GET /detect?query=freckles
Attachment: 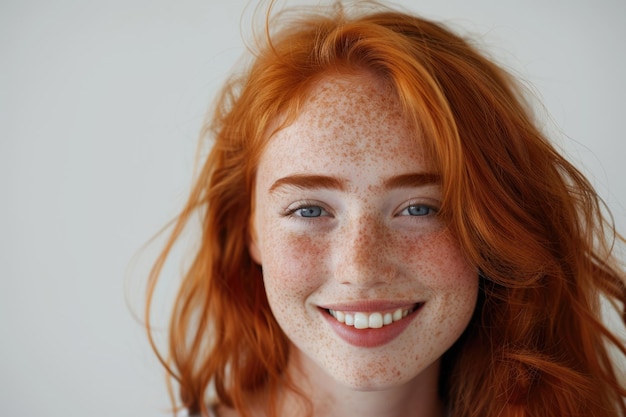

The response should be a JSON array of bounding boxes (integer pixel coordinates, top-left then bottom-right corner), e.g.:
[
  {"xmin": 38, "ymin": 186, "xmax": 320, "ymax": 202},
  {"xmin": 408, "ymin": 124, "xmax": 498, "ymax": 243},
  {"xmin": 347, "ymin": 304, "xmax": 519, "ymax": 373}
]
[
  {"xmin": 263, "ymin": 231, "xmax": 330, "ymax": 349},
  {"xmin": 255, "ymin": 72, "xmax": 478, "ymax": 391},
  {"xmin": 303, "ymin": 77, "xmax": 417, "ymax": 170},
  {"xmin": 406, "ymin": 231, "xmax": 474, "ymax": 285},
  {"xmin": 271, "ymin": 232, "xmax": 327, "ymax": 291}
]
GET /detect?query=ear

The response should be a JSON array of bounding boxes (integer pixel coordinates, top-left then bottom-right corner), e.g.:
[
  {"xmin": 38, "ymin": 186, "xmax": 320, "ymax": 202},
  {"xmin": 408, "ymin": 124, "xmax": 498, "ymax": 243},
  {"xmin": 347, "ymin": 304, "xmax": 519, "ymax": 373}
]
[
  {"xmin": 248, "ymin": 237, "xmax": 262, "ymax": 265},
  {"xmin": 248, "ymin": 223, "xmax": 262, "ymax": 265}
]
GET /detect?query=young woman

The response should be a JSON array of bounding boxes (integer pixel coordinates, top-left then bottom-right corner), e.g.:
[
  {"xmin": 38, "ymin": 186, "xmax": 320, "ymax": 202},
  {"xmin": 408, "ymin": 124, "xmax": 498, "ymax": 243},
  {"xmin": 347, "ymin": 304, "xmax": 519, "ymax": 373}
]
[{"xmin": 146, "ymin": 2, "xmax": 626, "ymax": 416}]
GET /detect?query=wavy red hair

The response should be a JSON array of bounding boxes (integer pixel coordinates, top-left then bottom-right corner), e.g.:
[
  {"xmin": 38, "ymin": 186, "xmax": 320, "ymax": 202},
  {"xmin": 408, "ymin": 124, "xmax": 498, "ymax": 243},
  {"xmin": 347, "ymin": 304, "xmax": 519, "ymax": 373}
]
[{"xmin": 146, "ymin": 2, "xmax": 626, "ymax": 416}]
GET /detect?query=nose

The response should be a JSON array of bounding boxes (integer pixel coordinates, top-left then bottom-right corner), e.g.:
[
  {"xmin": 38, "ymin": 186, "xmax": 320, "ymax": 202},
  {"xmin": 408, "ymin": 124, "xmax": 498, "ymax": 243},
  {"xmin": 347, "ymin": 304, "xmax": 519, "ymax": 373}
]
[{"xmin": 332, "ymin": 215, "xmax": 396, "ymax": 287}]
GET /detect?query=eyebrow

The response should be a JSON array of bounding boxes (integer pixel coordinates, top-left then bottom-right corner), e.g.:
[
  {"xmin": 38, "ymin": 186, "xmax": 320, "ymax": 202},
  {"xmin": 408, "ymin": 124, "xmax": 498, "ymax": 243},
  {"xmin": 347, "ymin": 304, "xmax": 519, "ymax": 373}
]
[
  {"xmin": 383, "ymin": 173, "xmax": 441, "ymax": 189},
  {"xmin": 269, "ymin": 173, "xmax": 441, "ymax": 194},
  {"xmin": 269, "ymin": 174, "xmax": 347, "ymax": 193}
]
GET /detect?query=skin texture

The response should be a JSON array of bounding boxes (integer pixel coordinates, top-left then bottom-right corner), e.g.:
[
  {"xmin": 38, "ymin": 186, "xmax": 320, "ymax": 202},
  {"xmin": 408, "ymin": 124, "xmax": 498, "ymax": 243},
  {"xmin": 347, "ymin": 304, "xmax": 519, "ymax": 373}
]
[{"xmin": 248, "ymin": 71, "xmax": 479, "ymax": 417}]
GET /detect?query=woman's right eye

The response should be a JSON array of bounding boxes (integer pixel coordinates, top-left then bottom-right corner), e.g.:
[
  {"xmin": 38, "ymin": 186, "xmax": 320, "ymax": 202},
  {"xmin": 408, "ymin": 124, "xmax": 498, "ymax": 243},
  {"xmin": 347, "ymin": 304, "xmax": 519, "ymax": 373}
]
[
  {"xmin": 282, "ymin": 199, "xmax": 332, "ymax": 220},
  {"xmin": 293, "ymin": 205, "xmax": 326, "ymax": 218}
]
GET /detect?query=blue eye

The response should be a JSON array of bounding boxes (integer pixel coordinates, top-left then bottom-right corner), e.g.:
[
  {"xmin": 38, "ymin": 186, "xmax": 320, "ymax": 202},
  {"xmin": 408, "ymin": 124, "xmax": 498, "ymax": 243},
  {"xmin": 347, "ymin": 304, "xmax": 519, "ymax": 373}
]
[
  {"xmin": 295, "ymin": 206, "xmax": 325, "ymax": 218},
  {"xmin": 403, "ymin": 204, "xmax": 435, "ymax": 216},
  {"xmin": 284, "ymin": 200, "xmax": 331, "ymax": 220}
]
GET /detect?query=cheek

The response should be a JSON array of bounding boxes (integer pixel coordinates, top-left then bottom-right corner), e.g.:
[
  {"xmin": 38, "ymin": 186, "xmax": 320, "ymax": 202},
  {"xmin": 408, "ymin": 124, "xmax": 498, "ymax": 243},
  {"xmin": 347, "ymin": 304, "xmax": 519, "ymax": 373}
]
[
  {"xmin": 416, "ymin": 231, "xmax": 478, "ymax": 328},
  {"xmin": 400, "ymin": 230, "xmax": 478, "ymax": 330},
  {"xmin": 403, "ymin": 229, "xmax": 475, "ymax": 284},
  {"xmin": 262, "ymin": 230, "xmax": 328, "ymax": 298},
  {"xmin": 260, "ymin": 230, "xmax": 332, "ymax": 348}
]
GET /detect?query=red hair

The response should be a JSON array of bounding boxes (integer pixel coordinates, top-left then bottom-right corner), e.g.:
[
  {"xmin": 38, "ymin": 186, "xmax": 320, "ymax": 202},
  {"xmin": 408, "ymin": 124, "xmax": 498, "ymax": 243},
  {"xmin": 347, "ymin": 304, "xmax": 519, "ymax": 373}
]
[{"xmin": 146, "ymin": 3, "xmax": 626, "ymax": 416}]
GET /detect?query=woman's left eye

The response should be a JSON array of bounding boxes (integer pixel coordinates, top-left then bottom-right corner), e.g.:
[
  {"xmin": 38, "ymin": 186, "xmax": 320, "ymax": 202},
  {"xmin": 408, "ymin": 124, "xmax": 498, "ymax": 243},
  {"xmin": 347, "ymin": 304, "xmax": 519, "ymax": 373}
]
[{"xmin": 400, "ymin": 204, "xmax": 437, "ymax": 217}]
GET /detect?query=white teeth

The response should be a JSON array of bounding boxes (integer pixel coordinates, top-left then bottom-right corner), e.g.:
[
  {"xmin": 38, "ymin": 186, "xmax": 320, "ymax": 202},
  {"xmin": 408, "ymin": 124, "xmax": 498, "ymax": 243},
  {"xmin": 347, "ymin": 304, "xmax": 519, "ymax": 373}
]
[
  {"xmin": 354, "ymin": 313, "xmax": 368, "ymax": 329},
  {"xmin": 369, "ymin": 312, "xmax": 383, "ymax": 329},
  {"xmin": 335, "ymin": 310, "xmax": 345, "ymax": 323},
  {"xmin": 328, "ymin": 307, "xmax": 414, "ymax": 329}
]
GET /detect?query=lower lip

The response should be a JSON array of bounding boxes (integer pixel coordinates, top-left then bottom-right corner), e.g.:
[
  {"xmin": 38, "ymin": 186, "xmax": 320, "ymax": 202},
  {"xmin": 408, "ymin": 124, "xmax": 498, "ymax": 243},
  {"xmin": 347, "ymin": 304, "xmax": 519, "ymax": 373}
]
[{"xmin": 320, "ymin": 305, "xmax": 422, "ymax": 348}]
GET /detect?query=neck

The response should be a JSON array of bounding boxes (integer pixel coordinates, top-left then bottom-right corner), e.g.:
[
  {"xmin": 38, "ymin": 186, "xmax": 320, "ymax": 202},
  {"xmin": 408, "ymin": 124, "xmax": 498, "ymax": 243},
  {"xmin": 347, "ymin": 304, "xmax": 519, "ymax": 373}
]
[{"xmin": 278, "ymin": 351, "xmax": 445, "ymax": 417}]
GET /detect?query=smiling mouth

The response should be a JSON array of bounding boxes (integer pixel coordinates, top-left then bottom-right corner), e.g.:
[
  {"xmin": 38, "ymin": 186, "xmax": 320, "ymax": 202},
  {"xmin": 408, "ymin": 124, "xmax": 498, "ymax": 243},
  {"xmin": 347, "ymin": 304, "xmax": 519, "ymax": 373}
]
[{"xmin": 326, "ymin": 303, "xmax": 422, "ymax": 330}]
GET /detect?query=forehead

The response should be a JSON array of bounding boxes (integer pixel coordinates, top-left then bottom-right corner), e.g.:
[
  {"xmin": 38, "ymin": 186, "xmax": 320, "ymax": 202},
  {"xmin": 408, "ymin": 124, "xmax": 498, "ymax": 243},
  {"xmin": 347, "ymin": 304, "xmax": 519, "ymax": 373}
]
[{"xmin": 259, "ymin": 72, "xmax": 431, "ymax": 175}]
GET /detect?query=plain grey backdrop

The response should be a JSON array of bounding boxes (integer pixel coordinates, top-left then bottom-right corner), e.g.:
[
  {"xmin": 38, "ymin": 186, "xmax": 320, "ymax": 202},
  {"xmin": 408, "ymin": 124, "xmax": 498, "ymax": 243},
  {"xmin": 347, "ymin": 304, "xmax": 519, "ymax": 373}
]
[{"xmin": 2, "ymin": 0, "xmax": 625, "ymax": 416}]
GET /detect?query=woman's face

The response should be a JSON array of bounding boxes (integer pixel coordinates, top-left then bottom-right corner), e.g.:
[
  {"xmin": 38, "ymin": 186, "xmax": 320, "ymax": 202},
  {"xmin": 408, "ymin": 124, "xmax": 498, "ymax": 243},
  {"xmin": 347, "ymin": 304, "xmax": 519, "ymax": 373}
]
[{"xmin": 250, "ymin": 72, "xmax": 478, "ymax": 390}]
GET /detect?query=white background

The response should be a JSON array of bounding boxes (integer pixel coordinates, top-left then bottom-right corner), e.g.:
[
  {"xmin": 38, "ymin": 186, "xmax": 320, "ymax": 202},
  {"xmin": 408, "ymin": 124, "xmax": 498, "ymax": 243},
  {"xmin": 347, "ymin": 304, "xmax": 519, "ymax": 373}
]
[{"xmin": 2, "ymin": 1, "xmax": 625, "ymax": 416}]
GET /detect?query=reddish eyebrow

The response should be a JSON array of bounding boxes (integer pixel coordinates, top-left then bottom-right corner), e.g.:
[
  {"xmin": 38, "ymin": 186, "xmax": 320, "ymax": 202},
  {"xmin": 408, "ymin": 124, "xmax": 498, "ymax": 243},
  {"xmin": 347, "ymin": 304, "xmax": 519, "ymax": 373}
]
[
  {"xmin": 269, "ymin": 173, "xmax": 440, "ymax": 193},
  {"xmin": 383, "ymin": 173, "xmax": 441, "ymax": 188},
  {"xmin": 269, "ymin": 174, "xmax": 347, "ymax": 193}
]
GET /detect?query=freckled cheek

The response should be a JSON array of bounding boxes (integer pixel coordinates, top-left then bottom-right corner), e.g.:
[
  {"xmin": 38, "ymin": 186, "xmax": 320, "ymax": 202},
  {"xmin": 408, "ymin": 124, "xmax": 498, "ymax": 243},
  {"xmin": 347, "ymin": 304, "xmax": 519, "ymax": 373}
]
[
  {"xmin": 262, "ymin": 231, "xmax": 329, "ymax": 295},
  {"xmin": 398, "ymin": 230, "xmax": 477, "ymax": 288}
]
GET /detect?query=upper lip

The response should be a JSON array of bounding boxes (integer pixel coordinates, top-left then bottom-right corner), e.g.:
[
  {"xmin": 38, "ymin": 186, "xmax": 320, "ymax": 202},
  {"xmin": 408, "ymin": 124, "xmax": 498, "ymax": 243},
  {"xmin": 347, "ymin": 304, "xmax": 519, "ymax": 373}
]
[{"xmin": 318, "ymin": 300, "xmax": 421, "ymax": 312}]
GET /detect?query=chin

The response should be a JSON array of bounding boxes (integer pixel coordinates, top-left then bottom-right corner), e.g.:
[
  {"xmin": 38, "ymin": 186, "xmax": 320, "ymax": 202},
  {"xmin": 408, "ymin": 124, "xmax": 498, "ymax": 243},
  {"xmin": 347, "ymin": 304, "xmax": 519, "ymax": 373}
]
[
  {"xmin": 314, "ymin": 351, "xmax": 443, "ymax": 394},
  {"xmin": 345, "ymin": 380, "xmax": 404, "ymax": 392},
  {"xmin": 330, "ymin": 365, "xmax": 425, "ymax": 392}
]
